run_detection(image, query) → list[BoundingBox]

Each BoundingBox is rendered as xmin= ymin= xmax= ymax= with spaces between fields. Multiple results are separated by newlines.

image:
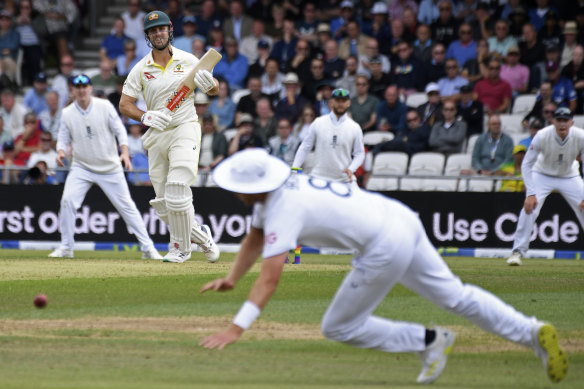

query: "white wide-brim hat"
xmin=212 ymin=148 xmax=291 ymax=194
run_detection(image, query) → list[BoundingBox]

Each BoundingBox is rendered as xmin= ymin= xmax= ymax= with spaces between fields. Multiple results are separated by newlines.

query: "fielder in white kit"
xmin=49 ymin=75 xmax=161 ymax=260
xmin=119 ymin=10 xmax=219 ymax=263
xmin=507 ymin=107 xmax=584 ymax=266
xmin=292 ymin=88 xmax=364 ymax=184
xmin=200 ymin=149 xmax=568 ymax=385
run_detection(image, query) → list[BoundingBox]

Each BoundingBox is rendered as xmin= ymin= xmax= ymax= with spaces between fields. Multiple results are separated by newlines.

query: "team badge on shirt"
xmin=174 ymin=64 xmax=185 ymax=73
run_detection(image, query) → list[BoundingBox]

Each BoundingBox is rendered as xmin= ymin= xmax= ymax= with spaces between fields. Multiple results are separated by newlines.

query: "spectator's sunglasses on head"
xmin=332 ymin=88 xmax=350 ymax=98
xmin=72 ymin=75 xmax=91 ymax=86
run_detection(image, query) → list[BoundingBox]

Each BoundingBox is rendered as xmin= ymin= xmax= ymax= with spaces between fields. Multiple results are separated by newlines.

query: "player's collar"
xmin=329 ymin=111 xmax=347 ymax=125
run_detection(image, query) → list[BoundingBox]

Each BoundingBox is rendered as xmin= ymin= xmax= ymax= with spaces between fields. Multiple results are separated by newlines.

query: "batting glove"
xmin=141 ymin=110 xmax=172 ymax=131
xmin=194 ymin=70 xmax=216 ymax=93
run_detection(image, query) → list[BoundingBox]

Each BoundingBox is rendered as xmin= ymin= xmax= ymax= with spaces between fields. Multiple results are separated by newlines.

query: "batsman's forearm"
xmin=119 ymin=94 xmax=145 ymax=122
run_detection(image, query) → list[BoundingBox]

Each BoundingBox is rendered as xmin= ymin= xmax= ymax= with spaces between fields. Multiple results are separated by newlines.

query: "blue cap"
xmin=257 ymin=40 xmax=269 ymax=49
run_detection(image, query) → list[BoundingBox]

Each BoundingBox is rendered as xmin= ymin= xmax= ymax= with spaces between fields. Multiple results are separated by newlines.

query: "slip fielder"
xmin=119 ymin=10 xmax=220 ymax=263
xmin=49 ymin=75 xmax=161 ymax=260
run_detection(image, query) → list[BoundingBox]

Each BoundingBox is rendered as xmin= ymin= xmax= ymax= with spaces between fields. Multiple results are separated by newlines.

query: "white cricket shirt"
xmin=56 ymin=97 xmax=128 ymax=174
xmin=123 ymin=46 xmax=199 ymax=127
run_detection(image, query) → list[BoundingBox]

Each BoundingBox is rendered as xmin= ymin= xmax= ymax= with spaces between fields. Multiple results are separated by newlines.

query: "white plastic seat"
xmin=405 ymin=92 xmax=428 ymax=108
xmin=499 ymin=114 xmax=525 ymax=134
xmin=222 ymin=128 xmax=238 ymax=142
xmin=363 ymin=131 xmax=395 ymax=147
xmin=400 ymin=177 xmax=424 ymax=191
xmin=84 ymin=67 xmax=101 ymax=79
xmin=444 ymin=153 xmax=471 ymax=176
xmin=231 ymin=88 xmax=250 ymax=104
xmin=510 ymin=132 xmax=527 ymax=146
xmin=573 ymin=115 xmax=584 ymax=128
xmin=365 ymin=177 xmax=399 ymax=191
xmin=421 ymin=178 xmax=459 ymax=191
xmin=459 ymin=178 xmax=495 ymax=192
xmin=407 ymin=152 xmax=445 ymax=175
xmin=512 ymin=94 xmax=536 ymax=115
xmin=371 ymin=151 xmax=409 ymax=175
xmin=466 ymin=133 xmax=480 ymax=154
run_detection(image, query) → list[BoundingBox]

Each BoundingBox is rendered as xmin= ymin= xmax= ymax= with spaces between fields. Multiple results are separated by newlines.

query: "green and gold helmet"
xmin=143 ymin=10 xmax=171 ymax=32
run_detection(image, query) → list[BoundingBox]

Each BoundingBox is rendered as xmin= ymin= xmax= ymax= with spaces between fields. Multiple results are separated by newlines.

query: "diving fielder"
xmin=292 ymin=88 xmax=365 ymax=184
xmin=507 ymin=107 xmax=584 ymax=266
xmin=119 ymin=10 xmax=220 ymax=263
xmin=49 ymin=75 xmax=161 ymax=260
xmin=200 ymin=149 xmax=568 ymax=385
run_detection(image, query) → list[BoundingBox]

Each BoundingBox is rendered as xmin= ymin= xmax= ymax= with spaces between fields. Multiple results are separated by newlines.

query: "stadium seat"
xmin=512 ymin=94 xmax=536 ymax=115
xmin=231 ymin=88 xmax=250 ymax=104
xmin=405 ymin=92 xmax=428 ymax=108
xmin=466 ymin=133 xmax=480 ymax=154
xmin=400 ymin=177 xmax=424 ymax=191
xmin=510 ymin=132 xmax=527 ymax=146
xmin=573 ymin=115 xmax=584 ymax=128
xmin=420 ymin=178 xmax=458 ymax=191
xmin=459 ymin=178 xmax=495 ymax=192
xmin=363 ymin=131 xmax=394 ymax=147
xmin=222 ymin=128 xmax=238 ymax=142
xmin=371 ymin=151 xmax=409 ymax=175
xmin=365 ymin=176 xmax=399 ymax=191
xmin=444 ymin=153 xmax=471 ymax=176
xmin=407 ymin=152 xmax=445 ymax=175
xmin=499 ymin=114 xmax=525 ymax=134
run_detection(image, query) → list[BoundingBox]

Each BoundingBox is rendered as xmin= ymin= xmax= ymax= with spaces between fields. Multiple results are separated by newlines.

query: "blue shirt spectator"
xmin=23 ymin=73 xmax=49 ymax=115
xmin=100 ymin=17 xmax=128 ymax=61
xmin=207 ymin=79 xmax=236 ymax=131
xmin=376 ymin=86 xmax=408 ymax=133
xmin=446 ymin=23 xmax=476 ymax=69
xmin=213 ymin=37 xmax=249 ymax=91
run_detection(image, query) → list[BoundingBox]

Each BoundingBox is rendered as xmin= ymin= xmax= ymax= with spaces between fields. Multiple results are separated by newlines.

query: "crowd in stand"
xmin=1 ymin=0 xmax=583 ymax=190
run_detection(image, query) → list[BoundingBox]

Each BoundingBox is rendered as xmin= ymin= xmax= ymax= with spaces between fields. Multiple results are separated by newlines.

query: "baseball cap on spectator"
xmin=2 ymin=141 xmax=14 ymax=151
xmin=513 ymin=144 xmax=526 ymax=154
xmin=507 ymin=46 xmax=520 ymax=55
xmin=425 ymin=82 xmax=440 ymax=94
xmin=370 ymin=2 xmax=388 ymax=14
xmin=34 ymin=72 xmax=47 ymax=83
xmin=553 ymin=107 xmax=573 ymax=119
xmin=315 ymin=80 xmax=335 ymax=92
xmin=545 ymin=44 xmax=560 ymax=53
xmin=528 ymin=117 xmax=543 ymax=129
xmin=202 ymin=112 xmax=214 ymax=122
xmin=237 ymin=113 xmax=254 ymax=126
xmin=282 ymin=72 xmax=299 ymax=84
xmin=183 ymin=15 xmax=196 ymax=24
xmin=194 ymin=91 xmax=209 ymax=104
xmin=545 ymin=60 xmax=559 ymax=73
xmin=257 ymin=40 xmax=269 ymax=49
xmin=0 ymin=10 xmax=12 ymax=19
xmin=317 ymin=23 xmax=330 ymax=34
xmin=460 ymin=84 xmax=473 ymax=93
xmin=563 ymin=21 xmax=578 ymax=35
xmin=369 ymin=56 xmax=382 ymax=65
xmin=340 ymin=0 xmax=354 ymax=9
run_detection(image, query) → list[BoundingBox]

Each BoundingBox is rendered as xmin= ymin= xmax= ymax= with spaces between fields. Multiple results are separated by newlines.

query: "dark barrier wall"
xmin=0 ymin=185 xmax=581 ymax=249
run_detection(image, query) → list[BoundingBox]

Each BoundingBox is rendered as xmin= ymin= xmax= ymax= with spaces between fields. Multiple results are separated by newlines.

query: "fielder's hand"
xmin=141 ymin=110 xmax=171 ymax=131
xmin=200 ymin=325 xmax=244 ymax=350
xmin=194 ymin=70 xmax=216 ymax=93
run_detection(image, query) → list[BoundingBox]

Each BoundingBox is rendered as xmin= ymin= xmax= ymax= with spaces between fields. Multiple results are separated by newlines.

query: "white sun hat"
xmin=212 ymin=148 xmax=291 ymax=194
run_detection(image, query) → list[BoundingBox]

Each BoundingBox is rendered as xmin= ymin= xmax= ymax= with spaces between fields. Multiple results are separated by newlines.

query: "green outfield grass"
xmin=0 ymin=249 xmax=582 ymax=388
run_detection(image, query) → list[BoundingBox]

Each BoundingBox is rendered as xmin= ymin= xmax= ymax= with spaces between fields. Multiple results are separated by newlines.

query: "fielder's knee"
xmin=321 ymin=314 xmax=352 ymax=342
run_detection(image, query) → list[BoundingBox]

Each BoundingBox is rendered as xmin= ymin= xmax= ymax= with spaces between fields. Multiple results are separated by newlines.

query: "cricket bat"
xmin=163 ymin=48 xmax=222 ymax=115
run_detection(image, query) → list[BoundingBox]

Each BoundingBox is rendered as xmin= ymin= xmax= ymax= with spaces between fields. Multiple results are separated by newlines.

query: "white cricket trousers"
xmin=513 ymin=172 xmax=584 ymax=255
xmin=321 ymin=205 xmax=539 ymax=353
xmin=59 ymin=166 xmax=155 ymax=252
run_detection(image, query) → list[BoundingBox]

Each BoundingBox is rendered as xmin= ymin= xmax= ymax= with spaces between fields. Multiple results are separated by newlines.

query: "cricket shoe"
xmin=163 ymin=246 xmax=192 ymax=263
xmin=416 ymin=326 xmax=456 ymax=384
xmin=48 ymin=247 xmax=74 ymax=258
xmin=533 ymin=323 xmax=568 ymax=383
xmin=197 ymin=225 xmax=220 ymax=263
xmin=506 ymin=251 xmax=523 ymax=266
xmin=142 ymin=247 xmax=163 ymax=260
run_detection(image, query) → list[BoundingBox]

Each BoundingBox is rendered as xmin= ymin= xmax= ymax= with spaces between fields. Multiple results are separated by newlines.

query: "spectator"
xmin=292 ymin=104 xmax=316 ymax=143
xmin=213 ymin=37 xmax=248 ymax=91
xmin=402 ymin=6 xmax=419 ymax=39
xmin=0 ymin=116 xmax=13 ymax=158
xmin=195 ymin=0 xmax=221 ymax=39
xmin=275 ymin=72 xmax=307 ymax=123
xmin=497 ymin=144 xmax=526 ymax=192
xmin=465 ymin=114 xmax=513 ymax=175
xmin=0 ymin=10 xmax=19 ymax=83
xmin=32 ymin=0 xmax=78 ymax=61
xmin=38 ymin=91 xmax=61 ymax=142
xmin=300 ymin=57 xmax=325 ymax=103
xmin=417 ymin=0 xmax=441 ymax=25
xmin=265 ymin=3 xmax=284 ymax=39
xmin=544 ymin=60 xmax=577 ymax=111
xmin=538 ymin=10 xmax=561 ymax=50
xmin=417 ymin=82 xmax=444 ymax=127
xmin=117 ymin=38 xmax=139 ymax=76
xmin=223 ymin=0 xmax=253 ymax=43
xmin=428 ymin=100 xmax=467 ymax=154
xmin=376 ymin=85 xmax=408 ymax=133
xmin=392 ymin=40 xmax=422 ymax=97
xmin=470 ymin=2 xmax=494 ymax=42
xmin=208 ymin=79 xmax=236 ymax=132
xmin=91 ymin=59 xmax=117 ymax=97
xmin=247 ymin=39 xmax=271 ymax=79
xmin=412 ymin=23 xmax=433 ymax=64
xmin=421 ymin=42 xmax=447 ymax=87
xmin=236 ymin=76 xmax=268 ymax=118
xmin=357 ymin=37 xmax=391 ymax=78
xmin=165 ymin=0 xmax=184 ymax=37
xmin=313 ymin=23 xmax=331 ymax=56
xmin=461 ymin=38 xmax=489 ymax=86
xmin=364 ymin=2 xmax=392 ymax=55
xmin=198 ymin=112 xmax=227 ymax=176
xmin=100 ymin=17 xmax=128 ymax=64
xmin=1 ymin=89 xmax=26 ymax=138
xmin=26 ymin=130 xmax=57 ymax=179
xmin=15 ymin=0 xmax=44 ymax=85
xmin=523 ymin=87 xmax=553 ymax=125
xmin=247 ymin=0 xmax=273 ymax=24
xmin=261 ymin=57 xmax=285 ymax=103
xmin=431 ymin=0 xmax=460 ymax=48
xmin=457 ymin=84 xmax=484 ymax=137
xmin=126 ymin=120 xmax=146 ymax=158
xmin=388 ymin=0 xmax=419 ymax=21
xmin=107 ymin=76 xmax=126 ymax=116
xmin=121 ymin=0 xmax=146 ymax=43
xmin=323 ymin=40 xmax=345 ymax=80
xmin=473 ymin=59 xmax=512 ymax=115
xmin=23 ymin=72 xmax=49 ymax=115
xmin=371 ymin=108 xmax=430 ymax=156
xmin=518 ymin=23 xmax=546 ymax=73
xmin=528 ymin=0 xmax=558 ymax=32
xmin=437 ymin=58 xmax=468 ymax=103
xmin=488 ymin=20 xmax=518 ymax=59
xmin=446 ymin=23 xmax=477 ymax=71
xmin=335 ymin=55 xmax=358 ymax=99
xmin=173 ymin=16 xmax=205 ymax=52
xmin=560 ymin=22 xmax=579 ymax=69
xmin=330 ymin=0 xmax=356 ymax=40
xmin=239 ymin=20 xmax=273 ymax=65
xmin=284 ymin=38 xmax=312 ymax=78
xmin=194 ymin=91 xmax=211 ymax=118
xmin=295 ymin=1 xmax=319 ymax=45
xmin=207 ymin=20 xmax=225 ymax=52
xmin=519 ymin=117 xmax=544 ymax=148
xmin=268 ymin=117 xmax=299 ymax=166
xmin=338 ymin=20 xmax=369 ymax=60
xmin=561 ymin=45 xmax=584 ymax=114
xmin=254 ymin=97 xmax=276 ymax=143
xmin=500 ymin=46 xmax=529 ymax=98
xmin=313 ymin=80 xmax=334 ymax=116
xmin=388 ymin=19 xmax=412 ymax=57
xmin=508 ymin=6 xmax=529 ymax=39
xmin=13 ymin=111 xmax=40 ymax=167
xmin=368 ymin=56 xmax=393 ymax=100
xmin=0 ymin=140 xmax=20 ymax=183
xmin=228 ymin=113 xmax=263 ymax=155
xmin=52 ymin=54 xmax=79 ymax=108
xmin=191 ymin=37 xmax=205 ymax=59
xmin=270 ymin=19 xmax=298 ymax=71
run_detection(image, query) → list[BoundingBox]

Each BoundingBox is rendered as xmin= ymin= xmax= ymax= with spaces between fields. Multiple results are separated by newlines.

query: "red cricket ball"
xmin=34 ymin=294 xmax=48 ymax=308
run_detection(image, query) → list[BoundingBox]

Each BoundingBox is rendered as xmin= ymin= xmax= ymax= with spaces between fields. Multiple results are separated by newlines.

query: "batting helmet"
xmin=143 ymin=11 xmax=171 ymax=32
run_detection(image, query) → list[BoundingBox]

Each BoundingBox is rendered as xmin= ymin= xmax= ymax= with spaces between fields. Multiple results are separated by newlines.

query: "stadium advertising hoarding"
xmin=0 ymin=185 xmax=581 ymax=250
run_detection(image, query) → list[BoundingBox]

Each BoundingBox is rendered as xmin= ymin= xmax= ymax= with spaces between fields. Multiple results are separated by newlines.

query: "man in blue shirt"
xmin=23 ymin=73 xmax=49 ymax=115
xmin=376 ymin=85 xmax=407 ymax=133
xmin=541 ymin=60 xmax=577 ymax=112
xmin=213 ymin=37 xmax=249 ymax=91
